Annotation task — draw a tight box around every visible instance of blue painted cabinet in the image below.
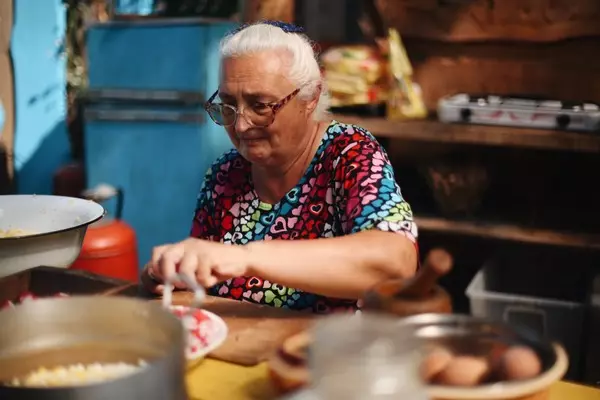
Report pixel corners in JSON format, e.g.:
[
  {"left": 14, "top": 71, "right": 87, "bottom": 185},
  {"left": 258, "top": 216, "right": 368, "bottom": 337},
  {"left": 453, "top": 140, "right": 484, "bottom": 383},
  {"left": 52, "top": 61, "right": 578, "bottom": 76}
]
[{"left": 85, "top": 20, "right": 236, "bottom": 267}]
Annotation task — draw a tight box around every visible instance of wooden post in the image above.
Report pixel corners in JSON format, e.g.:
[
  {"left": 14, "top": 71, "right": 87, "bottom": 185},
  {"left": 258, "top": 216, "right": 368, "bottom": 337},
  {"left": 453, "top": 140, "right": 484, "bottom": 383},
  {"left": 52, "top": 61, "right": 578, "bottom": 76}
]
[
  {"left": 0, "top": 0, "right": 14, "bottom": 185},
  {"left": 241, "top": 0, "right": 295, "bottom": 23}
]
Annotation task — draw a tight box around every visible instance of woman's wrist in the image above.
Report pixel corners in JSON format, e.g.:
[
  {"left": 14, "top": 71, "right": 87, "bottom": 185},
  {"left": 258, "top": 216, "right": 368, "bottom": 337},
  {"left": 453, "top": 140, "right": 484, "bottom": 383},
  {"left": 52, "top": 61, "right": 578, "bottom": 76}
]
[{"left": 244, "top": 241, "right": 264, "bottom": 276}]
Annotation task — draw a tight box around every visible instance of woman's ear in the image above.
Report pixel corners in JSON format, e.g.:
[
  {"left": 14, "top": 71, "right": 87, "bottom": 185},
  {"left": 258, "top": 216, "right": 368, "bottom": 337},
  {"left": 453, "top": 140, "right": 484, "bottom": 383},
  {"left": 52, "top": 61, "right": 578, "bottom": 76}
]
[{"left": 305, "top": 84, "right": 321, "bottom": 115}]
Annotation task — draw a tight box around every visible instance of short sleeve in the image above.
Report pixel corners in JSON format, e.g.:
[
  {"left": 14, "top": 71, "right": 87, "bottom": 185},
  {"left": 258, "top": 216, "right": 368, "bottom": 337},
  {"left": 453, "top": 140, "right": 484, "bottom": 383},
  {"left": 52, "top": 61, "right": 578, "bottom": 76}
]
[
  {"left": 190, "top": 167, "right": 218, "bottom": 240},
  {"left": 333, "top": 126, "right": 418, "bottom": 243}
]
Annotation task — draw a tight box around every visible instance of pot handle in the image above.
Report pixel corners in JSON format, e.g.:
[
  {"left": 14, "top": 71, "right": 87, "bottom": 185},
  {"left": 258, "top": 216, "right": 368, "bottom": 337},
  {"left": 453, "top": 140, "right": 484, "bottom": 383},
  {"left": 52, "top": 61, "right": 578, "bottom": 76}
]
[
  {"left": 161, "top": 273, "right": 206, "bottom": 310},
  {"left": 82, "top": 183, "right": 124, "bottom": 220}
]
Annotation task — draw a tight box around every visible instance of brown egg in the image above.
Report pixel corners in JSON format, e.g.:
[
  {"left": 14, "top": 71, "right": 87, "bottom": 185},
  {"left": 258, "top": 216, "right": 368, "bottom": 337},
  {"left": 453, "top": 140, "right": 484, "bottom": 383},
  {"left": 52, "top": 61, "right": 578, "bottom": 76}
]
[
  {"left": 500, "top": 346, "right": 542, "bottom": 381},
  {"left": 420, "top": 347, "right": 453, "bottom": 383},
  {"left": 436, "top": 356, "right": 490, "bottom": 387}
]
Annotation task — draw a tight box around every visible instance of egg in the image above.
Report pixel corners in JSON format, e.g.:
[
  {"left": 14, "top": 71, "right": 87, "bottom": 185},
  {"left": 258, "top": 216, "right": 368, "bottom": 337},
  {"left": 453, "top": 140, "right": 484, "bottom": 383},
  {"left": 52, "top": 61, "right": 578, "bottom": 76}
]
[
  {"left": 420, "top": 347, "right": 453, "bottom": 383},
  {"left": 436, "top": 356, "right": 490, "bottom": 387},
  {"left": 499, "top": 346, "right": 542, "bottom": 381}
]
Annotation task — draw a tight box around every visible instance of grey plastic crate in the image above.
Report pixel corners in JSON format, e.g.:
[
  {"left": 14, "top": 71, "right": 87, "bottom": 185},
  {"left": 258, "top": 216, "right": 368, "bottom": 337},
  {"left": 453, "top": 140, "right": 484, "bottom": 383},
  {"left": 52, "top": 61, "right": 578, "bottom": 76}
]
[{"left": 466, "top": 263, "right": 585, "bottom": 380}]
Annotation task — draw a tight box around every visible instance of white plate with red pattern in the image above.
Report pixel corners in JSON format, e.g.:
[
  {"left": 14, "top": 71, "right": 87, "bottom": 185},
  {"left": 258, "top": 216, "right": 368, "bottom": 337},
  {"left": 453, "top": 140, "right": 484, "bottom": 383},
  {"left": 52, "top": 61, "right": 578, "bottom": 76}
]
[
  {"left": 163, "top": 274, "right": 228, "bottom": 361},
  {"left": 167, "top": 304, "right": 228, "bottom": 360}
]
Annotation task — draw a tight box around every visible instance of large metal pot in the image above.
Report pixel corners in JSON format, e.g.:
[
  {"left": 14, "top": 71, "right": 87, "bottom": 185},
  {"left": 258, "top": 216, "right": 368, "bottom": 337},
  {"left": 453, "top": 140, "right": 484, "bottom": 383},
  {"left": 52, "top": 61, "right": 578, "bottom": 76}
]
[
  {"left": 0, "top": 296, "right": 187, "bottom": 400},
  {"left": 0, "top": 195, "right": 105, "bottom": 278}
]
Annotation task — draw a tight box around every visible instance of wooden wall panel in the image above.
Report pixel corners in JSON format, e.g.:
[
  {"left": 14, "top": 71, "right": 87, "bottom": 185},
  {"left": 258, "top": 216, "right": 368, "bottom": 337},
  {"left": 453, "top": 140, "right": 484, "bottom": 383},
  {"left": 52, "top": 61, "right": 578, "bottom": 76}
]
[
  {"left": 242, "top": 0, "right": 295, "bottom": 23},
  {"left": 375, "top": 0, "right": 600, "bottom": 42},
  {"left": 405, "top": 38, "right": 600, "bottom": 110}
]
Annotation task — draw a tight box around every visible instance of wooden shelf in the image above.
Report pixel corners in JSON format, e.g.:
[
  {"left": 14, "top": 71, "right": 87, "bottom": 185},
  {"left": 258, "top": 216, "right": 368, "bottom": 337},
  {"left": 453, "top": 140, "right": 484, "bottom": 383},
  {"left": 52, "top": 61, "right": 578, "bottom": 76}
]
[
  {"left": 95, "top": 16, "right": 233, "bottom": 27},
  {"left": 333, "top": 114, "right": 600, "bottom": 153},
  {"left": 416, "top": 216, "right": 600, "bottom": 250}
]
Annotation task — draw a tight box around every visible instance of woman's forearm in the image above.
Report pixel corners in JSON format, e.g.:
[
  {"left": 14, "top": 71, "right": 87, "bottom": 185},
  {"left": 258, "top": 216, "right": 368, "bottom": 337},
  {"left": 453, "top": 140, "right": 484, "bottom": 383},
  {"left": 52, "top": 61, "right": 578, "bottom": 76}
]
[{"left": 245, "top": 230, "right": 417, "bottom": 299}]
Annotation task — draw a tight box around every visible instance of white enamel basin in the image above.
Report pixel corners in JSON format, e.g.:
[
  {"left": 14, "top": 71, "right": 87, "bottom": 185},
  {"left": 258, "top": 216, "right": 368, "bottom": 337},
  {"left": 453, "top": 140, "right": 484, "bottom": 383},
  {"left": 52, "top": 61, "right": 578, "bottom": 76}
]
[{"left": 0, "top": 195, "right": 105, "bottom": 278}]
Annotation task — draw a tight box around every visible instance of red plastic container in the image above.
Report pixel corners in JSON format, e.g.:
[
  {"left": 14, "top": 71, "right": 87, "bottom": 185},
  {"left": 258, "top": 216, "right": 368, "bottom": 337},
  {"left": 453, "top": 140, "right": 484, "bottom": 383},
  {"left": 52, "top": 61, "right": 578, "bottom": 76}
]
[
  {"left": 70, "top": 185, "right": 139, "bottom": 282},
  {"left": 70, "top": 218, "right": 139, "bottom": 282}
]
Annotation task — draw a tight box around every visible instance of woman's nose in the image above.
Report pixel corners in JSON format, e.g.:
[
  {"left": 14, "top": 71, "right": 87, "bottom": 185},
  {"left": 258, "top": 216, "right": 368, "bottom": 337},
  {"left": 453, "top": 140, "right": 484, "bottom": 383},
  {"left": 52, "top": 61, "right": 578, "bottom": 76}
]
[{"left": 234, "top": 111, "right": 252, "bottom": 133}]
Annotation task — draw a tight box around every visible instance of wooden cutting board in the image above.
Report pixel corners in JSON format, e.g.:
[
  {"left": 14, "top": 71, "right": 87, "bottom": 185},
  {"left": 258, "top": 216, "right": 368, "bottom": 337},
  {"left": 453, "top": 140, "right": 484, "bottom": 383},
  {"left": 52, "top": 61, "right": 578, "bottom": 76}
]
[{"left": 167, "top": 292, "right": 315, "bottom": 366}]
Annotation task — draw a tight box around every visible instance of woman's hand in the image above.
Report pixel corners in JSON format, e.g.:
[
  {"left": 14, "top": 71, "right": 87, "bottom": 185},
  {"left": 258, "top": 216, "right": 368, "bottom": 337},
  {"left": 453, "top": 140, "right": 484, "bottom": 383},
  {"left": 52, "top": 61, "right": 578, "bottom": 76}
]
[{"left": 142, "top": 238, "right": 251, "bottom": 293}]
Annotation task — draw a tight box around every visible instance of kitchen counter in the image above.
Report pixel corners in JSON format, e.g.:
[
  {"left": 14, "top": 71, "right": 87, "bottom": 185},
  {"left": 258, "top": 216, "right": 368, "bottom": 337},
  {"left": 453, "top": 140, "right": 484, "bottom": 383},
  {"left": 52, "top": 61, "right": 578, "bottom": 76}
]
[{"left": 186, "top": 359, "right": 600, "bottom": 400}]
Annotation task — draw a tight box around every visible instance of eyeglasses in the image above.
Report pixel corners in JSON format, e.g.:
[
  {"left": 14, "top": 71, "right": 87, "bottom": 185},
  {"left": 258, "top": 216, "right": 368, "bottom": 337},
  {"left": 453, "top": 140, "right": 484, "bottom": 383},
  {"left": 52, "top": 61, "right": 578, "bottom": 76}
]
[{"left": 204, "top": 88, "right": 300, "bottom": 128}]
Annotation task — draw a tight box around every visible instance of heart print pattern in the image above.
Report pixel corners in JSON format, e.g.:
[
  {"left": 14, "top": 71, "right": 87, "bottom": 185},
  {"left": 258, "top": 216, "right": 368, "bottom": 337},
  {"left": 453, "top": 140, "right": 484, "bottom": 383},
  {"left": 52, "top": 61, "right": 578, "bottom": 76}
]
[{"left": 190, "top": 121, "right": 418, "bottom": 314}]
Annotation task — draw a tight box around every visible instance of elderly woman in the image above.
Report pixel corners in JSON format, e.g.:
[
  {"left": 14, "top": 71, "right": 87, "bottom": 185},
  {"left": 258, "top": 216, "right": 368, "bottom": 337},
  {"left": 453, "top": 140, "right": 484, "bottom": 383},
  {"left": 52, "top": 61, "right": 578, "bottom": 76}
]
[{"left": 142, "top": 21, "right": 418, "bottom": 313}]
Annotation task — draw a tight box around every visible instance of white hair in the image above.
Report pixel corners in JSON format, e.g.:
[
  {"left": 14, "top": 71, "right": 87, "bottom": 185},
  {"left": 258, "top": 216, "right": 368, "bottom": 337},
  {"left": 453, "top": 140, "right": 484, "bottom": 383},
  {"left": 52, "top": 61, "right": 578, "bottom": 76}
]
[{"left": 219, "top": 23, "right": 331, "bottom": 121}]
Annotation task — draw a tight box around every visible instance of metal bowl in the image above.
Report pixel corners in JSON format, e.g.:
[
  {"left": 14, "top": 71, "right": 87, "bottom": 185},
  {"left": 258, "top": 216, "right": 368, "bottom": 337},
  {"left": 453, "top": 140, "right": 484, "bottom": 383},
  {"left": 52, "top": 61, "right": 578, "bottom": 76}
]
[
  {"left": 0, "top": 195, "right": 105, "bottom": 278},
  {"left": 0, "top": 296, "right": 187, "bottom": 400},
  {"left": 400, "top": 313, "right": 569, "bottom": 400}
]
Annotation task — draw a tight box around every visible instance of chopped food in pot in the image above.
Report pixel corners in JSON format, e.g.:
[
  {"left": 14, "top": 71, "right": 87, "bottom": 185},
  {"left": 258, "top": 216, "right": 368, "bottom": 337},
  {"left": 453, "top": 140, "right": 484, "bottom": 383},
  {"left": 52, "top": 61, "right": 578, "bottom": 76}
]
[{"left": 10, "top": 360, "right": 147, "bottom": 387}]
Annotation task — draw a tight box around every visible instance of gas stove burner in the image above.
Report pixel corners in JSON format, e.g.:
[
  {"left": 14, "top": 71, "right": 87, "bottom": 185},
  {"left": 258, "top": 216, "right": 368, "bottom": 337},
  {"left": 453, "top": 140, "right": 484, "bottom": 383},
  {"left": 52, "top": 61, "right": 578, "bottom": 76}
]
[{"left": 438, "top": 94, "right": 600, "bottom": 132}]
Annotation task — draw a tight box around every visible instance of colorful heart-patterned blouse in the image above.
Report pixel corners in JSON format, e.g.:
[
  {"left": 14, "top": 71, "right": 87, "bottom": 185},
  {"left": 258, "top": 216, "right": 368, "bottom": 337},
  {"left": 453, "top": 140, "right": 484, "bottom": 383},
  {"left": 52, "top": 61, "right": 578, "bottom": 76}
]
[{"left": 190, "top": 120, "right": 418, "bottom": 313}]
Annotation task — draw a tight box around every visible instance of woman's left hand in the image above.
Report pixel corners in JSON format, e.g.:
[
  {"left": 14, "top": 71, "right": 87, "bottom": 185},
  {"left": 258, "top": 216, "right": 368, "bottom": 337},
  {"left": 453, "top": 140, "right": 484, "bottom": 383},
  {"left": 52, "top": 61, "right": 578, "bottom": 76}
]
[{"left": 147, "top": 238, "right": 251, "bottom": 289}]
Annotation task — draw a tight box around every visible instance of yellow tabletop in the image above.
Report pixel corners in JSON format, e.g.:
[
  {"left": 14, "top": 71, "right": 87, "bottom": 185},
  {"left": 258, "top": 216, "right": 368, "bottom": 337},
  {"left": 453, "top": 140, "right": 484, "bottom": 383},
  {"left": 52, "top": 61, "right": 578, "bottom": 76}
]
[
  {"left": 186, "top": 359, "right": 600, "bottom": 400},
  {"left": 186, "top": 360, "right": 276, "bottom": 400}
]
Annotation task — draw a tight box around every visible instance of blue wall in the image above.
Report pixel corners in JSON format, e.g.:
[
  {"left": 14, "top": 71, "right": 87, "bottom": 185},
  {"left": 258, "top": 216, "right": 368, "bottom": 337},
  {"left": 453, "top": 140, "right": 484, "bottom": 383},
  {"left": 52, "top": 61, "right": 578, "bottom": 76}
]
[
  {"left": 113, "top": 0, "right": 156, "bottom": 15},
  {"left": 85, "top": 21, "right": 236, "bottom": 267},
  {"left": 11, "top": 0, "right": 70, "bottom": 194}
]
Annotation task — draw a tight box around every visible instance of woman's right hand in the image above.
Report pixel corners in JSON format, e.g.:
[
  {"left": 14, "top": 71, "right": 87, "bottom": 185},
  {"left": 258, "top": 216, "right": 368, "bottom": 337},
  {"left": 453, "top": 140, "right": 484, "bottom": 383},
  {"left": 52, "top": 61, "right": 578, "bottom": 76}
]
[
  {"left": 140, "top": 262, "right": 187, "bottom": 294},
  {"left": 140, "top": 263, "right": 164, "bottom": 294}
]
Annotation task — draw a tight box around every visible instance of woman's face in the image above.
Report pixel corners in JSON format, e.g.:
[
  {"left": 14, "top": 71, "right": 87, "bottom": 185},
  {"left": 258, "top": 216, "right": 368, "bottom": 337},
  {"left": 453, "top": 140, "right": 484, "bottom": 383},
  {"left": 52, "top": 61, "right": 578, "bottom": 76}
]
[{"left": 218, "top": 51, "right": 314, "bottom": 166}]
